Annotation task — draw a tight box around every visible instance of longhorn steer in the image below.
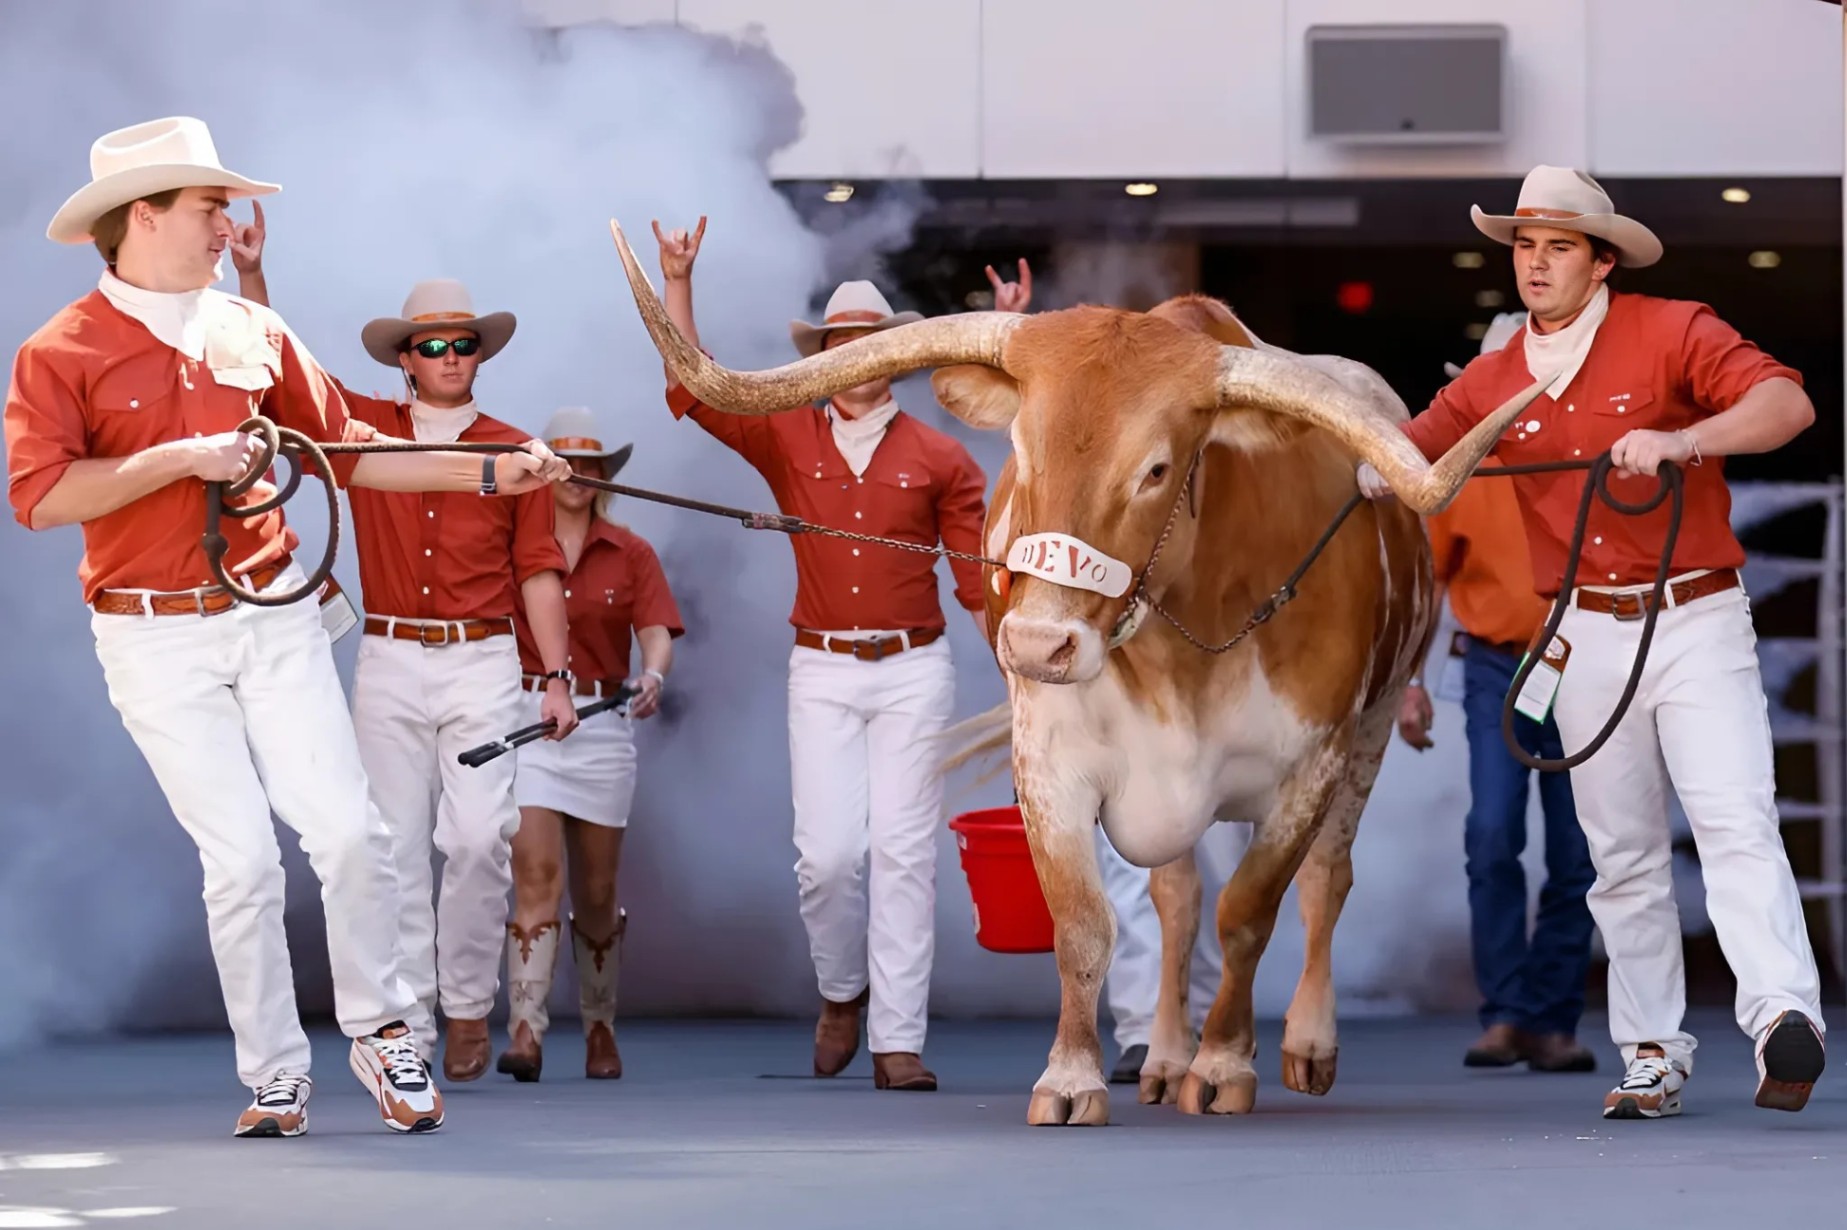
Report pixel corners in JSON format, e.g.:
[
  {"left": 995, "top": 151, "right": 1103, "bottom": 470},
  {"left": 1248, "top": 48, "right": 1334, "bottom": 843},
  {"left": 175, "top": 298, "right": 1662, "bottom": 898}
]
[{"left": 607, "top": 221, "right": 1541, "bottom": 1125}]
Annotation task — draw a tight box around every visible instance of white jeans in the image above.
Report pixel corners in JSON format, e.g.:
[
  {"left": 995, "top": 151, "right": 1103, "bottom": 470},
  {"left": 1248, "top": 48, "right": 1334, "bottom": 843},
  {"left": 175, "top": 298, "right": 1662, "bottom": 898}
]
[
  {"left": 351, "top": 631, "right": 524, "bottom": 1051},
  {"left": 787, "top": 638, "right": 956, "bottom": 1054},
  {"left": 90, "top": 564, "right": 415, "bottom": 1089},
  {"left": 1552, "top": 580, "right": 1823, "bottom": 1075},
  {"left": 1100, "top": 821, "right": 1250, "bottom": 1050}
]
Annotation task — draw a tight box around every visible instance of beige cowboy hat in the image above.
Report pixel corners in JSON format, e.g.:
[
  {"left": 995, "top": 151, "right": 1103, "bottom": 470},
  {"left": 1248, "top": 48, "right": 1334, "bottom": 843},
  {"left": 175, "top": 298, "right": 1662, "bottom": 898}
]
[
  {"left": 361, "top": 278, "right": 516, "bottom": 366},
  {"left": 789, "top": 280, "right": 923, "bottom": 358},
  {"left": 539, "top": 406, "right": 633, "bottom": 475},
  {"left": 48, "top": 116, "right": 279, "bottom": 245},
  {"left": 1470, "top": 164, "right": 1662, "bottom": 269}
]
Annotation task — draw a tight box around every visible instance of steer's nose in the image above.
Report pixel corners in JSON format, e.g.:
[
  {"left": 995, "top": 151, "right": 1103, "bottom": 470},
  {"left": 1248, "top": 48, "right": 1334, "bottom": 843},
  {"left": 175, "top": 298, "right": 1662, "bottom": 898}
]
[{"left": 997, "top": 615, "right": 1101, "bottom": 684}]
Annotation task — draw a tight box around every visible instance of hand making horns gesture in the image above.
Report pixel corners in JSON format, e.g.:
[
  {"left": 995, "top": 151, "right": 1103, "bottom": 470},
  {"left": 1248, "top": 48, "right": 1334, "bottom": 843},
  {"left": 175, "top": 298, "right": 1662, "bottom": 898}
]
[{"left": 654, "top": 216, "right": 707, "bottom": 281}]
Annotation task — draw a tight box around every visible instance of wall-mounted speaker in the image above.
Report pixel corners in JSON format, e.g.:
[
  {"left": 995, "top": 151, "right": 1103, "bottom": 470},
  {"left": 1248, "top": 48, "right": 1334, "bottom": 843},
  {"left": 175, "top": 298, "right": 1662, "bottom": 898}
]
[{"left": 1306, "top": 24, "right": 1507, "bottom": 145}]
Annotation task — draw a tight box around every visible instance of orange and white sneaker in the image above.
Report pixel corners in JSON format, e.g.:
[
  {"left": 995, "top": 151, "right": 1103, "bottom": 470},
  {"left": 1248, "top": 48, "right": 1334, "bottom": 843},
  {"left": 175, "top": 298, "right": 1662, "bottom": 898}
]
[
  {"left": 1602, "top": 1044, "right": 1686, "bottom": 1119},
  {"left": 234, "top": 1073, "right": 311, "bottom": 1138},
  {"left": 349, "top": 1021, "right": 444, "bottom": 1133},
  {"left": 1754, "top": 1010, "right": 1825, "bottom": 1112}
]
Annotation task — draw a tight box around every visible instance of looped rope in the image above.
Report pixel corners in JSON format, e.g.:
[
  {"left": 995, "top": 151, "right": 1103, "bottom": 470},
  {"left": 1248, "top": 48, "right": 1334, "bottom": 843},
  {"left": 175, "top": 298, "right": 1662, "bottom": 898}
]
[{"left": 201, "top": 416, "right": 343, "bottom": 606}]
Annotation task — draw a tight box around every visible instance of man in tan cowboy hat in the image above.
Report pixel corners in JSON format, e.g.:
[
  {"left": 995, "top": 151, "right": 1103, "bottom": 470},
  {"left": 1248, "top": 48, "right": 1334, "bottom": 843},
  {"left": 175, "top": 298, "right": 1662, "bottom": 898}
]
[
  {"left": 237, "top": 240, "right": 577, "bottom": 1082},
  {"left": 649, "top": 217, "right": 1030, "bottom": 1091},
  {"left": 1362, "top": 163, "right": 1825, "bottom": 1121},
  {"left": 6, "top": 115, "right": 572, "bottom": 1138}
]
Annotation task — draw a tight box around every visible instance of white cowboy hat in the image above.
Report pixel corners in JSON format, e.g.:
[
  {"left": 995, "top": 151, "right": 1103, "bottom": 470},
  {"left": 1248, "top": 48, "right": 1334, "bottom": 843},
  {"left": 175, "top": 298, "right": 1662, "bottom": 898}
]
[
  {"left": 361, "top": 278, "right": 517, "bottom": 366},
  {"left": 789, "top": 280, "right": 923, "bottom": 358},
  {"left": 1470, "top": 165, "right": 1662, "bottom": 269},
  {"left": 48, "top": 116, "right": 279, "bottom": 245},
  {"left": 1443, "top": 310, "right": 1527, "bottom": 378},
  {"left": 539, "top": 406, "right": 632, "bottom": 474}
]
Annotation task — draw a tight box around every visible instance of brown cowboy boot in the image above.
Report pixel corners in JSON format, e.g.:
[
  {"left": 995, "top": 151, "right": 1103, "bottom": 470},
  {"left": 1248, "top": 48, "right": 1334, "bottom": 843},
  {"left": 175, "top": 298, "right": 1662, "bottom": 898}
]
[
  {"left": 572, "top": 910, "right": 626, "bottom": 1080},
  {"left": 1462, "top": 1022, "right": 1529, "bottom": 1068},
  {"left": 443, "top": 1017, "right": 491, "bottom": 1082},
  {"left": 814, "top": 987, "right": 869, "bottom": 1077},
  {"left": 1526, "top": 1032, "right": 1598, "bottom": 1073},
  {"left": 496, "top": 920, "right": 561, "bottom": 1083},
  {"left": 872, "top": 1051, "right": 938, "bottom": 1092}
]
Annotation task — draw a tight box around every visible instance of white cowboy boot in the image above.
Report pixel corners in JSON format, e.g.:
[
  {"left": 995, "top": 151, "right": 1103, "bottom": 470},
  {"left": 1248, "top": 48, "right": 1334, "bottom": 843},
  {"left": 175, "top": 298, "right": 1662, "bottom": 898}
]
[
  {"left": 573, "top": 910, "right": 626, "bottom": 1079},
  {"left": 496, "top": 920, "right": 560, "bottom": 1083}
]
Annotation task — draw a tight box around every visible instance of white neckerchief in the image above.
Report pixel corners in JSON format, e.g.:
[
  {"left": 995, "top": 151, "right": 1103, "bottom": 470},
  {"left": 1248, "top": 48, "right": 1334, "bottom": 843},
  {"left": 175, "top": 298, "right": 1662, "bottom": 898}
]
[
  {"left": 1524, "top": 284, "right": 1609, "bottom": 400},
  {"left": 409, "top": 398, "right": 480, "bottom": 443},
  {"left": 828, "top": 396, "right": 899, "bottom": 477},
  {"left": 98, "top": 268, "right": 212, "bottom": 360}
]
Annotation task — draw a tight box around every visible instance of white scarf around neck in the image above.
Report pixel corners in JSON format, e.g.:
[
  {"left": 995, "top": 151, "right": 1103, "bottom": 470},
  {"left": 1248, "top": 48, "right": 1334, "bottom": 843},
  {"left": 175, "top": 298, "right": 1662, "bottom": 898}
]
[
  {"left": 409, "top": 397, "right": 480, "bottom": 444},
  {"left": 829, "top": 397, "right": 899, "bottom": 477},
  {"left": 98, "top": 268, "right": 212, "bottom": 360},
  {"left": 1523, "top": 283, "right": 1609, "bottom": 400}
]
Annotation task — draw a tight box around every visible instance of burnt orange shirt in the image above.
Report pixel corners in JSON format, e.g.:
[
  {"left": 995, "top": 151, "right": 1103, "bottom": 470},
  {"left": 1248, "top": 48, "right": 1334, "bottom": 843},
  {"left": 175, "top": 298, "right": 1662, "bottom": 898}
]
[
  {"left": 668, "top": 384, "right": 987, "bottom": 632},
  {"left": 1403, "top": 291, "right": 1802, "bottom": 597},
  {"left": 5, "top": 291, "right": 361, "bottom": 603},
  {"left": 1427, "top": 476, "right": 1550, "bottom": 648},
  {"left": 339, "top": 386, "right": 564, "bottom": 619},
  {"left": 514, "top": 520, "right": 685, "bottom": 683}
]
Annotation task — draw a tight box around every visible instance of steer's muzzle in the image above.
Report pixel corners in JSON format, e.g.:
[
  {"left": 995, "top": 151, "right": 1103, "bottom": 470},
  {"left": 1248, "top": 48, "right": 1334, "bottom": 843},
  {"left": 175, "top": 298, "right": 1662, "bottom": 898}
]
[{"left": 997, "top": 612, "right": 1106, "bottom": 684}]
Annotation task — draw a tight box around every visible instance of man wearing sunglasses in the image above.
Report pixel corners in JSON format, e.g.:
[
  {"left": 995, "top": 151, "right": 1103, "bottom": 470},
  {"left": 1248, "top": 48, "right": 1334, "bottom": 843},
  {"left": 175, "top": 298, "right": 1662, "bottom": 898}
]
[{"left": 239, "top": 239, "right": 576, "bottom": 1083}]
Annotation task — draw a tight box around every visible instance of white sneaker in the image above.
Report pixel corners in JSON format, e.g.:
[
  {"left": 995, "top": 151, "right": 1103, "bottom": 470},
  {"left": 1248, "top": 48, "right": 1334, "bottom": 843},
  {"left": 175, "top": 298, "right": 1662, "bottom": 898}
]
[
  {"left": 234, "top": 1072, "right": 311, "bottom": 1138},
  {"left": 1602, "top": 1044, "right": 1685, "bottom": 1119},
  {"left": 1754, "top": 1010, "right": 1825, "bottom": 1112},
  {"left": 349, "top": 1021, "right": 444, "bottom": 1133}
]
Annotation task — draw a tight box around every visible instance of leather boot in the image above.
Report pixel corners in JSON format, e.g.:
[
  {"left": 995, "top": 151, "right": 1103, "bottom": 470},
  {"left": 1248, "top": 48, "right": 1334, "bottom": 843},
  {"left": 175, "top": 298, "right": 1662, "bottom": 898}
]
[
  {"left": 814, "top": 987, "right": 869, "bottom": 1077},
  {"left": 443, "top": 1016, "right": 491, "bottom": 1082},
  {"left": 573, "top": 910, "right": 626, "bottom": 1080},
  {"left": 1463, "top": 1022, "right": 1529, "bottom": 1068},
  {"left": 496, "top": 920, "right": 560, "bottom": 1083},
  {"left": 872, "top": 1051, "right": 938, "bottom": 1092},
  {"left": 1526, "top": 1032, "right": 1598, "bottom": 1073}
]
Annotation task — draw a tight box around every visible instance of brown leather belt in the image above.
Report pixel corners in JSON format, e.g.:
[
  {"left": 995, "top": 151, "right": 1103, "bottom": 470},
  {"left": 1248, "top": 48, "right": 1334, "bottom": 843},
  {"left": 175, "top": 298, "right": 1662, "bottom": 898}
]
[
  {"left": 794, "top": 627, "right": 941, "bottom": 661},
  {"left": 90, "top": 559, "right": 290, "bottom": 617},
  {"left": 521, "top": 673, "right": 624, "bottom": 698},
  {"left": 362, "top": 615, "right": 514, "bottom": 645},
  {"left": 1574, "top": 569, "right": 1740, "bottom": 620}
]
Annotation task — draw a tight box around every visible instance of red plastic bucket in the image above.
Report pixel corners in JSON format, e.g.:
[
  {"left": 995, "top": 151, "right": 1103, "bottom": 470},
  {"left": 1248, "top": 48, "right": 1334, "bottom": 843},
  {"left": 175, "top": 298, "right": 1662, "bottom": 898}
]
[{"left": 949, "top": 806, "right": 1055, "bottom": 954}]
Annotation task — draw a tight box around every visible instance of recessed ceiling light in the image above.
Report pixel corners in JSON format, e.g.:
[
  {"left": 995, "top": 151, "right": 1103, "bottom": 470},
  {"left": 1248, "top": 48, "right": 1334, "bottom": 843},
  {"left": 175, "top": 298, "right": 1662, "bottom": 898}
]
[
  {"left": 1722, "top": 187, "right": 1752, "bottom": 204},
  {"left": 1452, "top": 252, "right": 1485, "bottom": 269},
  {"left": 1465, "top": 322, "right": 1489, "bottom": 341},
  {"left": 1748, "top": 250, "right": 1782, "bottom": 268},
  {"left": 823, "top": 182, "right": 854, "bottom": 203},
  {"left": 1474, "top": 289, "right": 1505, "bottom": 308},
  {"left": 1124, "top": 182, "right": 1159, "bottom": 197}
]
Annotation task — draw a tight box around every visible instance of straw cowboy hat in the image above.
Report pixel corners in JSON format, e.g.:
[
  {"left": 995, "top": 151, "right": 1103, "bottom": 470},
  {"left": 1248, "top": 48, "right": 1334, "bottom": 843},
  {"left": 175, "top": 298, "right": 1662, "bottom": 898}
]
[
  {"left": 48, "top": 116, "right": 279, "bottom": 245},
  {"left": 789, "top": 280, "right": 923, "bottom": 358},
  {"left": 361, "top": 279, "right": 517, "bottom": 366},
  {"left": 1443, "top": 310, "right": 1526, "bottom": 379},
  {"left": 1470, "top": 164, "right": 1662, "bottom": 269},
  {"left": 539, "top": 406, "right": 632, "bottom": 475}
]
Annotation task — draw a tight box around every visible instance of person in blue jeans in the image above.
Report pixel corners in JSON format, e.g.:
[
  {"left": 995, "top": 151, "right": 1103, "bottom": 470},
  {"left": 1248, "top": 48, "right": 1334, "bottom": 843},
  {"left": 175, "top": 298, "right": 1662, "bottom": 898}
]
[{"left": 1398, "top": 347, "right": 1598, "bottom": 1070}]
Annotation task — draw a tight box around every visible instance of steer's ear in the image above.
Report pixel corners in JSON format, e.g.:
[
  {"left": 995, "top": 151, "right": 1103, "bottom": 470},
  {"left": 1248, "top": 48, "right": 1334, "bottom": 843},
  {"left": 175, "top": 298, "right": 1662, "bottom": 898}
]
[{"left": 932, "top": 364, "right": 1021, "bottom": 429}]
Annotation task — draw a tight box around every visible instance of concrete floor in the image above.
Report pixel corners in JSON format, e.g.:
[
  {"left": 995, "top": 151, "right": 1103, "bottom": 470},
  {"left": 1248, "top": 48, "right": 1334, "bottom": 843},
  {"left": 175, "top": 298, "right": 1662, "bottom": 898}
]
[{"left": 0, "top": 1012, "right": 1841, "bottom": 1229}]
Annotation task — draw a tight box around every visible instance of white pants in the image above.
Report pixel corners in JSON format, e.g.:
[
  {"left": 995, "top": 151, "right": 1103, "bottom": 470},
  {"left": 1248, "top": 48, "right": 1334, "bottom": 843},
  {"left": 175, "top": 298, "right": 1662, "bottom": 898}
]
[
  {"left": 788, "top": 638, "right": 957, "bottom": 1054},
  {"left": 351, "top": 631, "right": 524, "bottom": 1052},
  {"left": 90, "top": 564, "right": 415, "bottom": 1090},
  {"left": 1100, "top": 821, "right": 1250, "bottom": 1050},
  {"left": 1553, "top": 580, "right": 1823, "bottom": 1075}
]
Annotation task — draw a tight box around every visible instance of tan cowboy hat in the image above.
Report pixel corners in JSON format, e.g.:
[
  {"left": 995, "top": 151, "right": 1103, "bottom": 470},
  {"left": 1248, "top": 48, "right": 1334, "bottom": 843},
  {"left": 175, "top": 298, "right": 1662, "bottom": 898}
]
[
  {"left": 539, "top": 406, "right": 632, "bottom": 474},
  {"left": 361, "top": 279, "right": 516, "bottom": 366},
  {"left": 48, "top": 116, "right": 279, "bottom": 245},
  {"left": 789, "top": 280, "right": 923, "bottom": 358},
  {"left": 1470, "top": 165, "right": 1662, "bottom": 269}
]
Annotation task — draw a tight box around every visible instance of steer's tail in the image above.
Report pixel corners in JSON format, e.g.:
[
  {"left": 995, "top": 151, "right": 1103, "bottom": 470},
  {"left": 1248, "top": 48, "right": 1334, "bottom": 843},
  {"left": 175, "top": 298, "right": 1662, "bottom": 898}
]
[{"left": 936, "top": 701, "right": 1014, "bottom": 782}]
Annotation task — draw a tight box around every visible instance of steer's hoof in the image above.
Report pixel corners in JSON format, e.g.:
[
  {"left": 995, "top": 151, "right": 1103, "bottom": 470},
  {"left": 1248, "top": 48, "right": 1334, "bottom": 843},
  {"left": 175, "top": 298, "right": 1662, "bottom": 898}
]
[
  {"left": 1138, "top": 1060, "right": 1189, "bottom": 1106},
  {"left": 1282, "top": 1047, "right": 1339, "bottom": 1097},
  {"left": 1177, "top": 1069, "right": 1258, "bottom": 1116},
  {"left": 1027, "top": 1087, "right": 1110, "bottom": 1126}
]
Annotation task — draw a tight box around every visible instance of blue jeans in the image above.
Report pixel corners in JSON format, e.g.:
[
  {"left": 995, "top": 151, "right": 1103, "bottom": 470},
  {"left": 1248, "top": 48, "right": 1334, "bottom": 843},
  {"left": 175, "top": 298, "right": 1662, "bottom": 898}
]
[{"left": 1461, "top": 639, "right": 1596, "bottom": 1035}]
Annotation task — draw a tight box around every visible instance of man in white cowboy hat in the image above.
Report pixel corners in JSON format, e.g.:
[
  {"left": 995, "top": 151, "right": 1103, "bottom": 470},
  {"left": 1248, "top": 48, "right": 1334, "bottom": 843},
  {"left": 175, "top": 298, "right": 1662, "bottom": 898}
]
[
  {"left": 650, "top": 217, "right": 1030, "bottom": 1091},
  {"left": 499, "top": 406, "right": 683, "bottom": 1084},
  {"left": 1362, "top": 164, "right": 1825, "bottom": 1120},
  {"left": 237, "top": 240, "right": 578, "bottom": 1082},
  {"left": 6, "top": 116, "right": 573, "bottom": 1138}
]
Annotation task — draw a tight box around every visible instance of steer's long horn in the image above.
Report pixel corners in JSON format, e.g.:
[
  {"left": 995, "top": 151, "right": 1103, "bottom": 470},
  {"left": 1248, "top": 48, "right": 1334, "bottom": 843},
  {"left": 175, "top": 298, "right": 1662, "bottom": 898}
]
[
  {"left": 1213, "top": 347, "right": 1544, "bottom": 515},
  {"left": 610, "top": 220, "right": 1022, "bottom": 415}
]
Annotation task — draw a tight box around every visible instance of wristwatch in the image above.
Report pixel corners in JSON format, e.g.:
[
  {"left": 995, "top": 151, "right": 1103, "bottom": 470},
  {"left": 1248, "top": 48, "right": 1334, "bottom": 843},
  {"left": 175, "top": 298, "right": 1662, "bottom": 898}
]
[
  {"left": 478, "top": 455, "right": 497, "bottom": 496},
  {"left": 541, "top": 668, "right": 575, "bottom": 686}
]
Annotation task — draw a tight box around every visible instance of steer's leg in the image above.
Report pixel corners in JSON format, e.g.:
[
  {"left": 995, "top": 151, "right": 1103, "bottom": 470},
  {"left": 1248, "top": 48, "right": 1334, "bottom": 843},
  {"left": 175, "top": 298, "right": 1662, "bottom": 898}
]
[
  {"left": 1139, "top": 850, "right": 1201, "bottom": 1105},
  {"left": 1181, "top": 736, "right": 1347, "bottom": 1116},
  {"left": 1017, "top": 755, "right": 1111, "bottom": 1127},
  {"left": 1282, "top": 707, "right": 1386, "bottom": 1096}
]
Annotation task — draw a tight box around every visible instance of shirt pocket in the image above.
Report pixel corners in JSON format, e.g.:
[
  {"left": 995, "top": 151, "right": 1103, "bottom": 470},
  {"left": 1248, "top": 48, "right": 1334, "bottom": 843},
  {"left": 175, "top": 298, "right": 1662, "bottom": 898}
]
[
  {"left": 1589, "top": 390, "right": 1656, "bottom": 424},
  {"left": 867, "top": 467, "right": 938, "bottom": 538},
  {"left": 90, "top": 375, "right": 173, "bottom": 416}
]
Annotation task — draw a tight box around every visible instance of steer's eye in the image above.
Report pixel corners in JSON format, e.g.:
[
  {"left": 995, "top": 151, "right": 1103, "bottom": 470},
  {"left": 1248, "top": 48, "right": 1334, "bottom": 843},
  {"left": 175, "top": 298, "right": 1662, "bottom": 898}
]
[{"left": 1148, "top": 463, "right": 1169, "bottom": 482}]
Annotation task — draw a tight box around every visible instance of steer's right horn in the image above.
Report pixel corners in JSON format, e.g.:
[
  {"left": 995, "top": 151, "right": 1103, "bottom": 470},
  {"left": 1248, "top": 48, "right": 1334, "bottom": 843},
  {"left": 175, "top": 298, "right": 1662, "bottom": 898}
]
[
  {"left": 1212, "top": 347, "right": 1544, "bottom": 515},
  {"left": 610, "top": 221, "right": 1022, "bottom": 416}
]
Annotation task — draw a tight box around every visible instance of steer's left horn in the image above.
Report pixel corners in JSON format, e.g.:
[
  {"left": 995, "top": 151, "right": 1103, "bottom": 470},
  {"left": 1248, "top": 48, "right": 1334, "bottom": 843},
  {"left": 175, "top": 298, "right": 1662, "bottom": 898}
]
[
  {"left": 610, "top": 220, "right": 1022, "bottom": 416},
  {"left": 1212, "top": 346, "right": 1543, "bottom": 515}
]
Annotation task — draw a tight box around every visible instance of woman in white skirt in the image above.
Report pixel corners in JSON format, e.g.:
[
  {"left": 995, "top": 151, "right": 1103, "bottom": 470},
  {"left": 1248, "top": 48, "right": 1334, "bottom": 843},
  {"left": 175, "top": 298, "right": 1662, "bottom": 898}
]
[{"left": 498, "top": 407, "right": 684, "bottom": 1081}]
